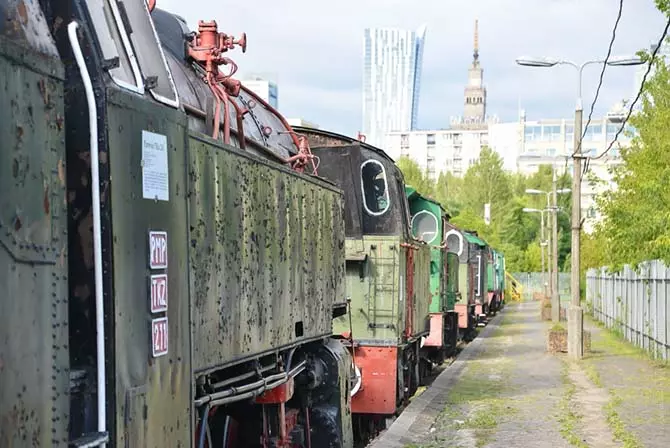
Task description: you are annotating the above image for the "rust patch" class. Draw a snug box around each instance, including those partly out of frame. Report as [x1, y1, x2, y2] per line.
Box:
[14, 216, 22, 231]
[78, 151, 91, 167]
[52, 16, 63, 34]
[16, 124, 24, 140]
[55, 114, 64, 131]
[58, 159, 65, 186]
[38, 79, 49, 106]
[99, 151, 108, 164]
[73, 283, 91, 300]
[16, 1, 28, 24]
[43, 186, 50, 215]
[59, 246, 66, 268]
[78, 211, 93, 269]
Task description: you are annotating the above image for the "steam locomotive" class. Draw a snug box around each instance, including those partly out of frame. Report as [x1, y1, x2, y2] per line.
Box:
[0, 1, 505, 447]
[1, 1, 351, 446]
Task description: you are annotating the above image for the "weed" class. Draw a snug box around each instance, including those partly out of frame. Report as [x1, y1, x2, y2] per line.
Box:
[557, 361, 588, 448]
[604, 393, 643, 448]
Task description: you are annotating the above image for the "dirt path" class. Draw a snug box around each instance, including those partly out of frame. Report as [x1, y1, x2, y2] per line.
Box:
[567, 361, 619, 448]
[372, 301, 670, 448]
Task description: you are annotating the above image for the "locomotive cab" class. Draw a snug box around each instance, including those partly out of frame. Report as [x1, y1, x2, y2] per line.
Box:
[293, 127, 433, 440]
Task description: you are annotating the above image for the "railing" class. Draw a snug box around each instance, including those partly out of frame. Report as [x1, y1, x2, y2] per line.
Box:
[505, 272, 523, 302]
[586, 260, 670, 361]
[511, 272, 571, 302]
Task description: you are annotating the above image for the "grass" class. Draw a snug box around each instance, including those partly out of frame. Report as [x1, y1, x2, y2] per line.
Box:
[581, 361, 603, 388]
[423, 315, 517, 447]
[581, 320, 651, 447]
[604, 393, 643, 448]
[556, 361, 588, 448]
[586, 315, 669, 367]
[550, 322, 567, 332]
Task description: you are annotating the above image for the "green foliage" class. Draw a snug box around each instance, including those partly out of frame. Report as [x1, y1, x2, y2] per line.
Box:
[396, 156, 435, 198]
[394, 146, 572, 272]
[594, 48, 670, 271]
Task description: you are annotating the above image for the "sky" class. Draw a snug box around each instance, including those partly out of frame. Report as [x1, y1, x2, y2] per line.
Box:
[159, 0, 666, 136]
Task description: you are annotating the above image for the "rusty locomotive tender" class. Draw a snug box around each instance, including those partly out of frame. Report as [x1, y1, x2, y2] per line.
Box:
[0, 1, 507, 447]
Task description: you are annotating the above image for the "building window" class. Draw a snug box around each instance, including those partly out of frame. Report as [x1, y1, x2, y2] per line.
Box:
[411, 210, 439, 243]
[565, 124, 574, 143]
[524, 125, 542, 142]
[547, 148, 557, 156]
[427, 134, 436, 145]
[360, 160, 390, 216]
[401, 134, 409, 148]
[542, 125, 561, 140]
[583, 124, 602, 141]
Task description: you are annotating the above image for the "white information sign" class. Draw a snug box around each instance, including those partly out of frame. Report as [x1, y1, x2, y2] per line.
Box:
[141, 130, 169, 201]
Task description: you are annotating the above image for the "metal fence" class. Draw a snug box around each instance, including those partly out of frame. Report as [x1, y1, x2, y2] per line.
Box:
[586, 260, 670, 361]
[511, 272, 571, 302]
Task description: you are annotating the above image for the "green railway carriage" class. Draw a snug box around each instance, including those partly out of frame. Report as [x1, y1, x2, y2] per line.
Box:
[499, 251, 507, 306]
[405, 187, 460, 362]
[294, 127, 433, 435]
[490, 249, 506, 311]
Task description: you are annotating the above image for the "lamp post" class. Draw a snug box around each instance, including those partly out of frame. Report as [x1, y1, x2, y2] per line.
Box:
[516, 54, 644, 358]
[522, 207, 550, 300]
[525, 186, 570, 322]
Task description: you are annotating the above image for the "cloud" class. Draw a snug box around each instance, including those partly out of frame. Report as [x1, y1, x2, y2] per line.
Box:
[158, 0, 665, 136]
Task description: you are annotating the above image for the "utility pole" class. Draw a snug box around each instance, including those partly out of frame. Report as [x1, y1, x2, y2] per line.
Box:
[515, 54, 644, 359]
[568, 105, 584, 358]
[551, 166, 560, 322]
[540, 212, 548, 300]
[547, 200, 553, 304]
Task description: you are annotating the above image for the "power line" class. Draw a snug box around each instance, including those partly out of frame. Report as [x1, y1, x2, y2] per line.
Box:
[592, 15, 670, 160]
[574, 0, 624, 157]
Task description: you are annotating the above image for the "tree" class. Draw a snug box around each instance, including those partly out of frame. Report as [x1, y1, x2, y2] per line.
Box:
[595, 49, 670, 270]
[461, 147, 512, 225]
[434, 172, 464, 217]
[393, 148, 574, 273]
[395, 156, 435, 197]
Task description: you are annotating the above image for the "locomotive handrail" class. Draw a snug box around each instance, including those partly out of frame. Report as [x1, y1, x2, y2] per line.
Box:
[68, 20, 108, 446]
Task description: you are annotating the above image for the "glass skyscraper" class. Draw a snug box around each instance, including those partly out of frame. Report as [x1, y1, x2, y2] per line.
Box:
[362, 25, 427, 148]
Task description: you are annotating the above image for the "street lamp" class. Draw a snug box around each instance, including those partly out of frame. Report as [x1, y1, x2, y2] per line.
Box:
[523, 207, 550, 300]
[525, 186, 571, 322]
[516, 54, 644, 359]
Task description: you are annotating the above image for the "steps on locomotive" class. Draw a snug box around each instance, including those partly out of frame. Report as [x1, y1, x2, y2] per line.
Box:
[69, 432, 110, 448]
[68, 369, 109, 447]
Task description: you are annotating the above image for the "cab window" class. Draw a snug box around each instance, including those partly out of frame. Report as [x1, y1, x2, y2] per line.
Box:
[360, 160, 390, 216]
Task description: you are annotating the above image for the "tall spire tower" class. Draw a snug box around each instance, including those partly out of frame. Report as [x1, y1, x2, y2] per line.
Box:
[473, 18, 479, 61]
[462, 18, 487, 128]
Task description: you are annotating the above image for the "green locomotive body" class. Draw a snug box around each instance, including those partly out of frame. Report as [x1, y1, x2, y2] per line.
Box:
[293, 128, 433, 438]
[0, 2, 353, 447]
[405, 187, 460, 361]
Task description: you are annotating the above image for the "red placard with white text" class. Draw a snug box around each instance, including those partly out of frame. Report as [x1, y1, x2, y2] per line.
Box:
[149, 274, 168, 313]
[151, 317, 168, 357]
[148, 231, 168, 269]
